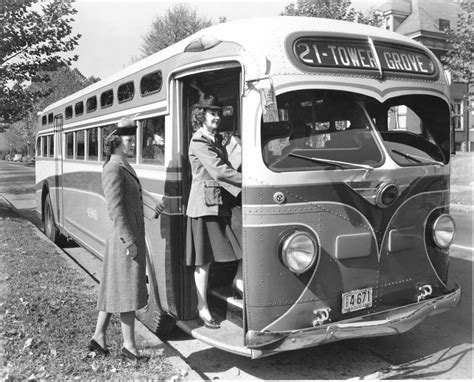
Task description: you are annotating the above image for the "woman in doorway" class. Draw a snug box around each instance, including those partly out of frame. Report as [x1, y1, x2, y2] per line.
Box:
[186, 94, 242, 329]
[89, 117, 163, 362]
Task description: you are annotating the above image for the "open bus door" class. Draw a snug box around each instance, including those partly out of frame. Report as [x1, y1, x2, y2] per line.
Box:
[172, 64, 252, 356]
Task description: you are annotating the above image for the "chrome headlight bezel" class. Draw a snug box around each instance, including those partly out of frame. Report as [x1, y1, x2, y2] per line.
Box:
[280, 230, 318, 275]
[432, 213, 456, 249]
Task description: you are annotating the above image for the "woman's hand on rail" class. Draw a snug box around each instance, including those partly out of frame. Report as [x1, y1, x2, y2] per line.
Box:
[126, 243, 138, 260]
[153, 199, 165, 218]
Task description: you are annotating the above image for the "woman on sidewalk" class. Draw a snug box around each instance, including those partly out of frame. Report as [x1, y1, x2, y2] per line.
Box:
[89, 117, 163, 362]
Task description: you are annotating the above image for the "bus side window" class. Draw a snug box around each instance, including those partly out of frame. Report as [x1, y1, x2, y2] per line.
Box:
[36, 137, 41, 157]
[48, 135, 54, 157]
[42, 136, 48, 158]
[65, 132, 73, 159]
[141, 116, 165, 165]
[76, 130, 85, 160]
[88, 128, 98, 161]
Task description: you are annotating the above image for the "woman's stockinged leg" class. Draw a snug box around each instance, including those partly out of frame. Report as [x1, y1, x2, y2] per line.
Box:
[120, 311, 138, 354]
[233, 260, 243, 293]
[92, 311, 112, 348]
[195, 263, 212, 320]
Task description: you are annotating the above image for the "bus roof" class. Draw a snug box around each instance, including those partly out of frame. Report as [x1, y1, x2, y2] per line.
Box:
[41, 16, 435, 114]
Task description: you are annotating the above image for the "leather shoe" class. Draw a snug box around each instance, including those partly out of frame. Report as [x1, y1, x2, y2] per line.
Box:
[198, 314, 220, 329]
[121, 347, 150, 363]
[232, 284, 243, 300]
[88, 339, 109, 356]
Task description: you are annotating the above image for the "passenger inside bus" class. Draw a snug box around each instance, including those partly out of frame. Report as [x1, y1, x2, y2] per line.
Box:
[142, 117, 165, 164]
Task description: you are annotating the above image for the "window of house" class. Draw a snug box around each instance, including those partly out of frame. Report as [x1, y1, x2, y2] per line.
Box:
[76, 130, 85, 160]
[65, 132, 74, 159]
[439, 19, 450, 31]
[141, 116, 165, 164]
[75, 101, 84, 116]
[65, 106, 73, 119]
[48, 113, 54, 124]
[101, 89, 114, 108]
[87, 127, 98, 160]
[453, 101, 464, 131]
[140, 71, 162, 96]
[86, 96, 97, 113]
[118, 81, 135, 103]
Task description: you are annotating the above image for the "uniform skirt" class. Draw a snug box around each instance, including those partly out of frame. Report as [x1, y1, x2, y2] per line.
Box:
[186, 208, 242, 266]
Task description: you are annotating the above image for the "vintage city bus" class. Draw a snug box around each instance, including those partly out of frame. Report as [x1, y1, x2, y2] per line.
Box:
[36, 17, 460, 358]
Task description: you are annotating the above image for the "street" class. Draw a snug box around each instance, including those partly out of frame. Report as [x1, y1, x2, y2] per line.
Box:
[0, 160, 472, 380]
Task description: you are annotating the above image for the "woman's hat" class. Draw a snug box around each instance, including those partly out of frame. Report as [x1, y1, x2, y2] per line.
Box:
[192, 94, 223, 110]
[115, 117, 137, 136]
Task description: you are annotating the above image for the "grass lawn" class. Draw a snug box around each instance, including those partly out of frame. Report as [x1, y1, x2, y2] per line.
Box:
[0, 199, 175, 380]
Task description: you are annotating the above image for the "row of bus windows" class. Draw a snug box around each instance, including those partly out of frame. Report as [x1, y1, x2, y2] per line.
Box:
[41, 71, 162, 125]
[37, 116, 165, 165]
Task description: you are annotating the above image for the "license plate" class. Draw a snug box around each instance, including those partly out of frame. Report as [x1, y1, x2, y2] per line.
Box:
[341, 287, 373, 314]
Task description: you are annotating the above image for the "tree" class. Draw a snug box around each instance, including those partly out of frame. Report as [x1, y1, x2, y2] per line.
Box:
[140, 3, 213, 57]
[0, 0, 81, 123]
[281, 0, 382, 26]
[6, 66, 98, 156]
[442, 0, 473, 82]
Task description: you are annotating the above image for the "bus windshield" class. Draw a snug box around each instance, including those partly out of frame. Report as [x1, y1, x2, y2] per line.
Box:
[261, 90, 450, 172]
[261, 90, 383, 171]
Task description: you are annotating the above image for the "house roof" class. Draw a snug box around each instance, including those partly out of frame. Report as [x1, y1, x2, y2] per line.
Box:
[379, 0, 411, 15]
[391, 0, 461, 35]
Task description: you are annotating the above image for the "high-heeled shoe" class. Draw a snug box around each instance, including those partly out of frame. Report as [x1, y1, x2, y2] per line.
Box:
[198, 314, 220, 329]
[121, 347, 150, 363]
[232, 284, 243, 299]
[88, 339, 109, 356]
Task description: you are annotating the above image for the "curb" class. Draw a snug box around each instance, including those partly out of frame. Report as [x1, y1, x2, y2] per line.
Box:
[0, 194, 203, 381]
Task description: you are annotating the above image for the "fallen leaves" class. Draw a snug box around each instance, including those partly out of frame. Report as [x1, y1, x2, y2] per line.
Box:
[1, 200, 175, 380]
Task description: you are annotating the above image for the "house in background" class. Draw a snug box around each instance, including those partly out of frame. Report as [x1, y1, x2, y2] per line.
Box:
[377, 0, 472, 152]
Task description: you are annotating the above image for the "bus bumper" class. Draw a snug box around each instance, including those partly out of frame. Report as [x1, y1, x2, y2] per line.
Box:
[247, 285, 461, 358]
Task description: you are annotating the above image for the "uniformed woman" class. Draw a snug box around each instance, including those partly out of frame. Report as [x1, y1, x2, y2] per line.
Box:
[186, 94, 242, 329]
[89, 117, 163, 362]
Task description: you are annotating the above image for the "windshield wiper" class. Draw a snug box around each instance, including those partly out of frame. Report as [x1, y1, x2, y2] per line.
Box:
[289, 153, 374, 170]
[391, 150, 444, 167]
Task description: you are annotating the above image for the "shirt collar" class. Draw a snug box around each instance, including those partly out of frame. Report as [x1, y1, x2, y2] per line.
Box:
[199, 127, 216, 142]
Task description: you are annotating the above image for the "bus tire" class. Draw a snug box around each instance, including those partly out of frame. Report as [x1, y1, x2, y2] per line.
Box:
[136, 263, 176, 338]
[44, 194, 65, 247]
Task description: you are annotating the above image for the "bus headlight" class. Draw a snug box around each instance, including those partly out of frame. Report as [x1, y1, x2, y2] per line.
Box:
[432, 214, 456, 249]
[281, 231, 318, 274]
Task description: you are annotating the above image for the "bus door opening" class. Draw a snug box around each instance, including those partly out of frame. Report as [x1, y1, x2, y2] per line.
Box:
[178, 66, 244, 332]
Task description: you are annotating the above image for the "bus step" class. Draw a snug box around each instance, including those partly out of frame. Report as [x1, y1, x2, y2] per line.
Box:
[176, 317, 250, 357]
[208, 285, 243, 328]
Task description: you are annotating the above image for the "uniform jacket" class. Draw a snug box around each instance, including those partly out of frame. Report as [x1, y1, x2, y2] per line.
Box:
[186, 129, 242, 218]
[97, 154, 147, 313]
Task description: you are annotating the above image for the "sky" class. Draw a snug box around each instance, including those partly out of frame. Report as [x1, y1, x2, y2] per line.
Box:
[71, 0, 382, 80]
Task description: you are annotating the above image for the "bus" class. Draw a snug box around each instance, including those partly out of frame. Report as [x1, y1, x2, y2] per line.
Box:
[36, 17, 460, 358]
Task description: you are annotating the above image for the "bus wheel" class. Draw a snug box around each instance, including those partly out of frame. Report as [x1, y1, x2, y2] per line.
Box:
[44, 194, 65, 246]
[137, 263, 176, 338]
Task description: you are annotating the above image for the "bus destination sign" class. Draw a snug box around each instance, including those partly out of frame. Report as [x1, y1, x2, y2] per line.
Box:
[293, 38, 436, 76]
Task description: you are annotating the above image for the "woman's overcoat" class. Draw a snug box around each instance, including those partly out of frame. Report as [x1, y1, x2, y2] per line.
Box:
[97, 154, 147, 313]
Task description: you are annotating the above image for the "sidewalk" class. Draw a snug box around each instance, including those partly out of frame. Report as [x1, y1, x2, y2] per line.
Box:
[450, 153, 474, 213]
[0, 196, 199, 380]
